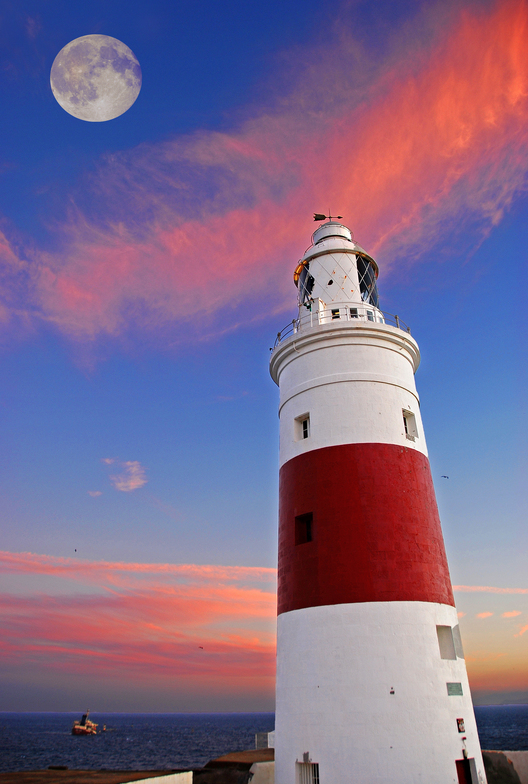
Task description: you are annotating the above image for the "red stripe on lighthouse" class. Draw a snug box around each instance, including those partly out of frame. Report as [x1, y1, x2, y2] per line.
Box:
[278, 443, 454, 615]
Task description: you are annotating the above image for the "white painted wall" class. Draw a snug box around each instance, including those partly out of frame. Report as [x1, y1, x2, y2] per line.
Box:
[270, 322, 425, 467]
[122, 772, 193, 784]
[275, 602, 486, 784]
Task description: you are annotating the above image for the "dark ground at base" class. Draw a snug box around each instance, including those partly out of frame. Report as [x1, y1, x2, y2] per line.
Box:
[0, 749, 275, 784]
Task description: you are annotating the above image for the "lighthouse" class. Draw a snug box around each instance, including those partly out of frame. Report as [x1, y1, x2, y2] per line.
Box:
[269, 219, 486, 784]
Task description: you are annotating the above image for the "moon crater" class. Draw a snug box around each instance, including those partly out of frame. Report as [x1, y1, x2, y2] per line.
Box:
[51, 35, 142, 122]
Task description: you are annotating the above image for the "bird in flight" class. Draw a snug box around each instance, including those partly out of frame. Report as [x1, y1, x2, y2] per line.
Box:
[441, 476, 449, 479]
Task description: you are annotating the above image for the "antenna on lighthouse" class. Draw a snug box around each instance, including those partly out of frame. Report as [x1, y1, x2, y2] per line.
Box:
[313, 212, 343, 221]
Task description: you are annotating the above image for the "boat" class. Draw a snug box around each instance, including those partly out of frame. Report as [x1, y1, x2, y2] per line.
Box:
[72, 710, 98, 735]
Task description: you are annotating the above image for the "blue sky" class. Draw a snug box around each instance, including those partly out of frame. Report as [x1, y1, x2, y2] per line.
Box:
[0, 0, 527, 711]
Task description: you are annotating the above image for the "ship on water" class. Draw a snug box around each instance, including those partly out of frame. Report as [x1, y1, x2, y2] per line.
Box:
[71, 710, 98, 736]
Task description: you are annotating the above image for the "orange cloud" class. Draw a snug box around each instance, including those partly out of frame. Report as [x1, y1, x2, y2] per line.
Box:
[503, 610, 522, 617]
[454, 585, 528, 594]
[477, 612, 494, 618]
[109, 459, 147, 492]
[0, 0, 525, 345]
[0, 551, 277, 690]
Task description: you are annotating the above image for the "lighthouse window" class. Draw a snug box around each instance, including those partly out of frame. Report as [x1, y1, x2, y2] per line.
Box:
[295, 414, 310, 441]
[295, 512, 313, 545]
[367, 310, 374, 322]
[297, 762, 319, 784]
[298, 265, 315, 305]
[356, 254, 380, 308]
[437, 625, 457, 660]
[331, 309, 340, 320]
[350, 307, 358, 318]
[403, 410, 418, 440]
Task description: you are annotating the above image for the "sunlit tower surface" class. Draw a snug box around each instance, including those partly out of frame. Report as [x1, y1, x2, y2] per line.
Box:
[269, 219, 486, 784]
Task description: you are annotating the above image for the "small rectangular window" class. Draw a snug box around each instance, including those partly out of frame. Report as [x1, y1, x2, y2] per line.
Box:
[297, 762, 319, 784]
[403, 409, 418, 440]
[437, 625, 456, 659]
[295, 513, 313, 545]
[331, 308, 340, 320]
[367, 310, 374, 322]
[350, 307, 358, 318]
[295, 413, 310, 441]
[452, 624, 465, 659]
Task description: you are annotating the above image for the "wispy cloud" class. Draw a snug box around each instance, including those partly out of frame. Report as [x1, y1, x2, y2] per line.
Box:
[454, 585, 528, 594]
[87, 490, 102, 497]
[503, 611, 522, 618]
[0, 551, 277, 688]
[477, 612, 494, 619]
[1, 0, 528, 346]
[109, 460, 147, 492]
[516, 625, 528, 637]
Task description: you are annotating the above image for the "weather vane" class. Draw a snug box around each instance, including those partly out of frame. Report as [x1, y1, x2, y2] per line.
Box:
[313, 212, 343, 221]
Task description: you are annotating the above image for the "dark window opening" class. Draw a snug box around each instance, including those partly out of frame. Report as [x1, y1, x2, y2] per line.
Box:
[302, 419, 309, 439]
[331, 309, 340, 320]
[350, 307, 358, 318]
[295, 513, 313, 545]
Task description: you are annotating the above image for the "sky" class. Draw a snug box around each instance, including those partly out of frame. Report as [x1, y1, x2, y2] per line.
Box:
[0, 0, 527, 712]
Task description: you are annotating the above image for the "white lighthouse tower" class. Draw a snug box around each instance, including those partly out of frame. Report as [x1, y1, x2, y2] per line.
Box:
[269, 219, 486, 784]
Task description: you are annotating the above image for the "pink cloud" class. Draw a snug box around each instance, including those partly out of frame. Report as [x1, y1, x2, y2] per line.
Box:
[109, 460, 147, 492]
[516, 625, 528, 637]
[0, 0, 527, 346]
[502, 610, 522, 617]
[0, 551, 277, 688]
[454, 585, 528, 594]
[477, 612, 494, 618]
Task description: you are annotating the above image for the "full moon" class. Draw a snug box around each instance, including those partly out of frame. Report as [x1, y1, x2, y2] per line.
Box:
[50, 35, 142, 122]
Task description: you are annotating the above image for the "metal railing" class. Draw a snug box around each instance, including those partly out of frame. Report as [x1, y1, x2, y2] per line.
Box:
[273, 306, 411, 348]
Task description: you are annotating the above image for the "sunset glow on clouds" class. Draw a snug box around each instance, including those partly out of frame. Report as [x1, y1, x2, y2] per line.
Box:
[1, 0, 528, 343]
[1, 550, 528, 707]
[0, 551, 276, 709]
[109, 460, 148, 492]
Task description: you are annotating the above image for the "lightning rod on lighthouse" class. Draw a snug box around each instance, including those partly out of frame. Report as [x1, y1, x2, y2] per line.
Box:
[269, 219, 486, 784]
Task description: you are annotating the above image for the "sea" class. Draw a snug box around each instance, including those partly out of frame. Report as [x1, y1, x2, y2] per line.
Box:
[0, 706, 527, 773]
